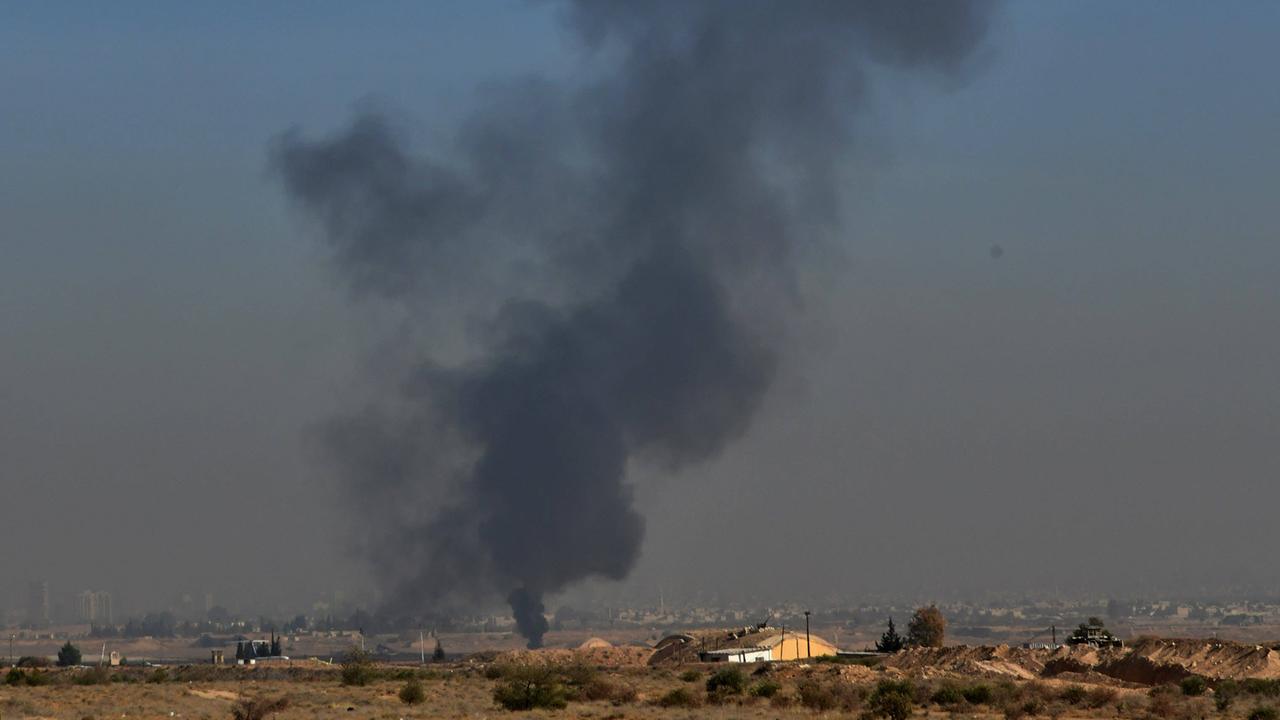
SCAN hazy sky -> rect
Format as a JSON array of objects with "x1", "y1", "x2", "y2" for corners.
[{"x1": 3, "y1": 1, "x2": 1280, "y2": 617}]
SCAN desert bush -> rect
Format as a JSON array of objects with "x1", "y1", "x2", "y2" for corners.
[
  {"x1": 578, "y1": 676, "x2": 636, "y2": 704},
  {"x1": 866, "y1": 679, "x2": 915, "y2": 720},
  {"x1": 964, "y1": 683, "x2": 995, "y2": 704},
  {"x1": 24, "y1": 670, "x2": 50, "y2": 686},
  {"x1": 492, "y1": 665, "x2": 568, "y2": 711},
  {"x1": 5, "y1": 667, "x2": 26, "y2": 686},
  {"x1": 678, "y1": 668, "x2": 701, "y2": 682},
  {"x1": 1002, "y1": 699, "x2": 1043, "y2": 720},
  {"x1": 705, "y1": 666, "x2": 746, "y2": 695},
  {"x1": 339, "y1": 649, "x2": 374, "y2": 687},
  {"x1": 1245, "y1": 680, "x2": 1280, "y2": 697},
  {"x1": 147, "y1": 668, "x2": 169, "y2": 684},
  {"x1": 1148, "y1": 685, "x2": 1179, "y2": 716},
  {"x1": 1217, "y1": 680, "x2": 1241, "y2": 712},
  {"x1": 483, "y1": 664, "x2": 505, "y2": 680},
  {"x1": 1249, "y1": 706, "x2": 1279, "y2": 720},
  {"x1": 16, "y1": 656, "x2": 49, "y2": 668},
  {"x1": 931, "y1": 684, "x2": 965, "y2": 705},
  {"x1": 399, "y1": 677, "x2": 426, "y2": 705},
  {"x1": 750, "y1": 679, "x2": 781, "y2": 698},
  {"x1": 657, "y1": 686, "x2": 702, "y2": 708},
  {"x1": 555, "y1": 660, "x2": 600, "y2": 689},
  {"x1": 993, "y1": 679, "x2": 1023, "y2": 705},
  {"x1": 798, "y1": 679, "x2": 840, "y2": 712},
  {"x1": 73, "y1": 667, "x2": 111, "y2": 686},
  {"x1": 1182, "y1": 675, "x2": 1209, "y2": 696},
  {"x1": 770, "y1": 691, "x2": 795, "y2": 708},
  {"x1": 231, "y1": 696, "x2": 289, "y2": 720},
  {"x1": 1085, "y1": 685, "x2": 1119, "y2": 709},
  {"x1": 1059, "y1": 684, "x2": 1087, "y2": 705}
]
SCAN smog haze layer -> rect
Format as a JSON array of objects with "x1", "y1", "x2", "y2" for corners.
[{"x1": 3, "y1": 1, "x2": 1280, "y2": 618}]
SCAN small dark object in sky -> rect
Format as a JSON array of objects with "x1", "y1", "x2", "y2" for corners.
[{"x1": 990, "y1": 244, "x2": 1004, "y2": 259}]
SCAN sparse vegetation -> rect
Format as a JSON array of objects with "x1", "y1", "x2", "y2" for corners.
[
  {"x1": 1250, "y1": 706, "x2": 1280, "y2": 720},
  {"x1": 931, "y1": 683, "x2": 964, "y2": 705},
  {"x1": 339, "y1": 648, "x2": 374, "y2": 686},
  {"x1": 705, "y1": 666, "x2": 747, "y2": 696},
  {"x1": 399, "y1": 676, "x2": 426, "y2": 705},
  {"x1": 657, "y1": 686, "x2": 701, "y2": 708},
  {"x1": 876, "y1": 617, "x2": 905, "y2": 652},
  {"x1": 1182, "y1": 674, "x2": 1208, "y2": 696},
  {"x1": 57, "y1": 641, "x2": 82, "y2": 667},
  {"x1": 1060, "y1": 684, "x2": 1088, "y2": 704},
  {"x1": 963, "y1": 683, "x2": 995, "y2": 704},
  {"x1": 231, "y1": 696, "x2": 289, "y2": 720},
  {"x1": 749, "y1": 679, "x2": 781, "y2": 698},
  {"x1": 906, "y1": 605, "x2": 946, "y2": 648},
  {"x1": 866, "y1": 679, "x2": 915, "y2": 720},
  {"x1": 492, "y1": 665, "x2": 568, "y2": 711},
  {"x1": 678, "y1": 668, "x2": 701, "y2": 682}
]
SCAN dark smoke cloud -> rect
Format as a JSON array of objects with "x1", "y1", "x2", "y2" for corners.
[{"x1": 273, "y1": 0, "x2": 995, "y2": 647}]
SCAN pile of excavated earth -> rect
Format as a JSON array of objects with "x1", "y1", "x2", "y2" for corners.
[
  {"x1": 487, "y1": 637, "x2": 1280, "y2": 687},
  {"x1": 881, "y1": 638, "x2": 1280, "y2": 686}
]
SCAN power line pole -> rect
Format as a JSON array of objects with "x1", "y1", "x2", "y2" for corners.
[{"x1": 804, "y1": 611, "x2": 812, "y2": 659}]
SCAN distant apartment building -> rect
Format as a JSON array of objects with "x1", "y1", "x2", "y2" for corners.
[
  {"x1": 77, "y1": 590, "x2": 113, "y2": 624},
  {"x1": 26, "y1": 581, "x2": 49, "y2": 627}
]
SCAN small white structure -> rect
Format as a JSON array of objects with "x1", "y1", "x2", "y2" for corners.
[{"x1": 699, "y1": 647, "x2": 772, "y2": 663}]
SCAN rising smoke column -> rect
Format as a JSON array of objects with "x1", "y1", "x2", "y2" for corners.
[{"x1": 274, "y1": 0, "x2": 995, "y2": 648}]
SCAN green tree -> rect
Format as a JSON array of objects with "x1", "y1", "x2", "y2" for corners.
[
  {"x1": 56, "y1": 641, "x2": 82, "y2": 667},
  {"x1": 907, "y1": 605, "x2": 946, "y2": 648},
  {"x1": 876, "y1": 616, "x2": 905, "y2": 652}
]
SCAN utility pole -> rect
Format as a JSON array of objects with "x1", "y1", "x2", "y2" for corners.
[
  {"x1": 420, "y1": 630, "x2": 425, "y2": 665},
  {"x1": 9, "y1": 633, "x2": 13, "y2": 666},
  {"x1": 804, "y1": 611, "x2": 812, "y2": 658}
]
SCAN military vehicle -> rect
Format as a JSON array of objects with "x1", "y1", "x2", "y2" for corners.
[{"x1": 1065, "y1": 617, "x2": 1123, "y2": 648}]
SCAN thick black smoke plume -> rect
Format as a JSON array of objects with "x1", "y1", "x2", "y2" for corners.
[{"x1": 274, "y1": 1, "x2": 994, "y2": 648}]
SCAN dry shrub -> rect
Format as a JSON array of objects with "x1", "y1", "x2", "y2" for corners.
[
  {"x1": 231, "y1": 696, "x2": 289, "y2": 720},
  {"x1": 749, "y1": 679, "x2": 781, "y2": 698},
  {"x1": 1003, "y1": 698, "x2": 1044, "y2": 720},
  {"x1": 579, "y1": 676, "x2": 637, "y2": 705},
  {"x1": 1086, "y1": 686, "x2": 1120, "y2": 709},
  {"x1": 398, "y1": 677, "x2": 426, "y2": 705},
  {"x1": 1149, "y1": 684, "x2": 1180, "y2": 716},
  {"x1": 1249, "y1": 706, "x2": 1279, "y2": 720},
  {"x1": 1060, "y1": 684, "x2": 1088, "y2": 705},
  {"x1": 797, "y1": 678, "x2": 863, "y2": 713},
  {"x1": 658, "y1": 686, "x2": 702, "y2": 708},
  {"x1": 492, "y1": 665, "x2": 568, "y2": 711}
]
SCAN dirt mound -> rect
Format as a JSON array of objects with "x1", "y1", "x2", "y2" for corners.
[
  {"x1": 494, "y1": 645, "x2": 652, "y2": 667},
  {"x1": 1105, "y1": 639, "x2": 1280, "y2": 682},
  {"x1": 578, "y1": 637, "x2": 613, "y2": 650},
  {"x1": 882, "y1": 645, "x2": 1045, "y2": 680},
  {"x1": 1096, "y1": 653, "x2": 1191, "y2": 686}
]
